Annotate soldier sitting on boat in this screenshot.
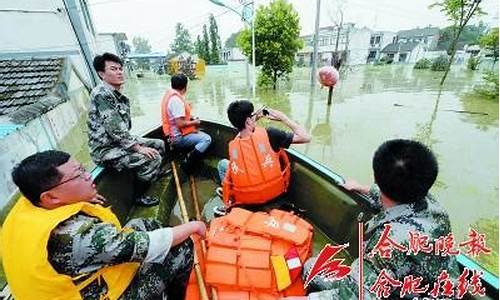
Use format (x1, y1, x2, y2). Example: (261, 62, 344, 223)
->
(88, 53, 167, 206)
(216, 100, 311, 214)
(2, 150, 206, 300)
(282, 139, 460, 300)
(161, 73, 212, 172)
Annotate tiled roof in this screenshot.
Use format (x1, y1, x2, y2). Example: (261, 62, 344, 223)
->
(397, 27, 439, 38)
(0, 58, 64, 116)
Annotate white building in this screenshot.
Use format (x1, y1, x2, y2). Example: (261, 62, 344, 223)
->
(367, 31, 396, 63)
(96, 32, 129, 56)
(297, 23, 373, 66)
(222, 47, 246, 61)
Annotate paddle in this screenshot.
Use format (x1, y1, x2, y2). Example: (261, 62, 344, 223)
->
(170, 161, 210, 300)
(189, 175, 219, 300)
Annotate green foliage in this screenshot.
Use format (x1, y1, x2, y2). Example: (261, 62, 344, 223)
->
(208, 14, 222, 64)
(170, 23, 194, 54)
(225, 31, 241, 48)
(202, 25, 210, 62)
(414, 58, 432, 69)
(132, 36, 151, 70)
(437, 23, 487, 53)
(467, 56, 481, 70)
(480, 27, 499, 63)
(132, 36, 152, 53)
(431, 55, 449, 71)
(238, 0, 303, 89)
(430, 0, 484, 85)
(374, 56, 393, 65)
(474, 70, 499, 100)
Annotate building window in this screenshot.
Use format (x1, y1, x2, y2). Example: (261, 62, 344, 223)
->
(375, 36, 381, 43)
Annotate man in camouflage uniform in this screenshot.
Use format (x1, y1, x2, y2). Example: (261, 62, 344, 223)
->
(283, 139, 459, 300)
(88, 53, 165, 186)
(5, 150, 205, 299)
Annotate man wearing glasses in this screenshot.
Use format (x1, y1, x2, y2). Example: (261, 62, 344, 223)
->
(215, 100, 311, 214)
(2, 150, 205, 300)
(87, 53, 166, 206)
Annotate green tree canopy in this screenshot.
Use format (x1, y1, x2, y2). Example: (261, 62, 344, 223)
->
(430, 0, 484, 85)
(170, 23, 194, 54)
(225, 31, 241, 48)
(238, 0, 303, 89)
(209, 14, 222, 64)
(437, 23, 487, 53)
(132, 36, 152, 54)
(480, 27, 499, 64)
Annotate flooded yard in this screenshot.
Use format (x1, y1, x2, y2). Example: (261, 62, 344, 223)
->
(64, 62, 498, 274)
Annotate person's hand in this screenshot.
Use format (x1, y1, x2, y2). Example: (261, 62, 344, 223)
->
(137, 146, 160, 159)
(190, 221, 206, 238)
(341, 179, 370, 194)
(88, 194, 106, 205)
(192, 118, 201, 127)
(266, 109, 288, 122)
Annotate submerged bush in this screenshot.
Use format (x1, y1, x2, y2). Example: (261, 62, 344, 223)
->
(414, 58, 431, 69)
(467, 56, 481, 70)
(431, 55, 449, 71)
(474, 70, 499, 100)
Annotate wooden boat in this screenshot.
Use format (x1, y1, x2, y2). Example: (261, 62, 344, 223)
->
(92, 120, 499, 300)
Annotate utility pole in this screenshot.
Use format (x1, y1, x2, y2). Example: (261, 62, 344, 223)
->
(310, 0, 321, 86)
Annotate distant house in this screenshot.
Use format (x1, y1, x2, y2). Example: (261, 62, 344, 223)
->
(222, 47, 246, 62)
(367, 31, 396, 63)
(297, 23, 373, 66)
(0, 0, 110, 87)
(96, 32, 129, 57)
(380, 26, 439, 63)
(0, 57, 90, 208)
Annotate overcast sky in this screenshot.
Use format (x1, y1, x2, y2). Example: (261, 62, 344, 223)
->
(87, 0, 499, 51)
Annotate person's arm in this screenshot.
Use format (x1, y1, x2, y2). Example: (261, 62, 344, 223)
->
(94, 93, 137, 150)
(342, 180, 382, 210)
(171, 221, 206, 246)
(169, 96, 200, 129)
(266, 109, 311, 144)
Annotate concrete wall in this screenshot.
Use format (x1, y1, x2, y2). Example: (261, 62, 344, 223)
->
(0, 0, 97, 85)
(96, 34, 119, 55)
(0, 68, 90, 210)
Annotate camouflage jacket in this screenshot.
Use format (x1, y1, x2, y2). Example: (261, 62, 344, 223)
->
(47, 214, 172, 299)
(87, 82, 138, 164)
(307, 185, 460, 300)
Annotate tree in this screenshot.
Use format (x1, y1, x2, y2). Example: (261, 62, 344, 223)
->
(202, 24, 210, 62)
(170, 23, 194, 55)
(225, 31, 241, 48)
(437, 23, 487, 53)
(132, 36, 152, 53)
(132, 36, 152, 70)
(430, 0, 484, 85)
(208, 14, 222, 64)
(238, 0, 303, 89)
(480, 27, 499, 66)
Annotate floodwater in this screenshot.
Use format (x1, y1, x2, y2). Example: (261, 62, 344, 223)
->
(63, 62, 499, 275)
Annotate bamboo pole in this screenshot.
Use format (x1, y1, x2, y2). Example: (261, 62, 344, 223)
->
(189, 175, 218, 300)
(171, 162, 209, 300)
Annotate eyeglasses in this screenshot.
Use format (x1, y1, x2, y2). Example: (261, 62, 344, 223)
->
(47, 165, 88, 190)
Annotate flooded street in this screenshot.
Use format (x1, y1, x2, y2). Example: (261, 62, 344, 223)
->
(62, 62, 498, 274)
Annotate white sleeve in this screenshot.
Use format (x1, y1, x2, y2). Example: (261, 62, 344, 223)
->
(144, 227, 173, 263)
(168, 96, 186, 119)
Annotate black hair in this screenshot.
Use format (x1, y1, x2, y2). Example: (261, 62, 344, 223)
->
(227, 100, 254, 131)
(93, 52, 123, 75)
(11, 150, 70, 205)
(372, 139, 438, 204)
(171, 73, 188, 90)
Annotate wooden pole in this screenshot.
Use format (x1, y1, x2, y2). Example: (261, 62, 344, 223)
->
(327, 86, 333, 105)
(171, 162, 210, 300)
(189, 175, 218, 300)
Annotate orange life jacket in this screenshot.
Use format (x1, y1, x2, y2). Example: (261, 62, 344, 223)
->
(223, 127, 291, 206)
(185, 208, 313, 300)
(161, 89, 196, 138)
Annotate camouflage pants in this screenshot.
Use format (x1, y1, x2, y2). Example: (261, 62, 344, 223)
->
(121, 218, 194, 300)
(111, 137, 166, 182)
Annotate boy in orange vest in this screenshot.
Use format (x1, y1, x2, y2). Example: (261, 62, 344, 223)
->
(161, 74, 212, 170)
(215, 100, 311, 214)
(2, 150, 206, 299)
